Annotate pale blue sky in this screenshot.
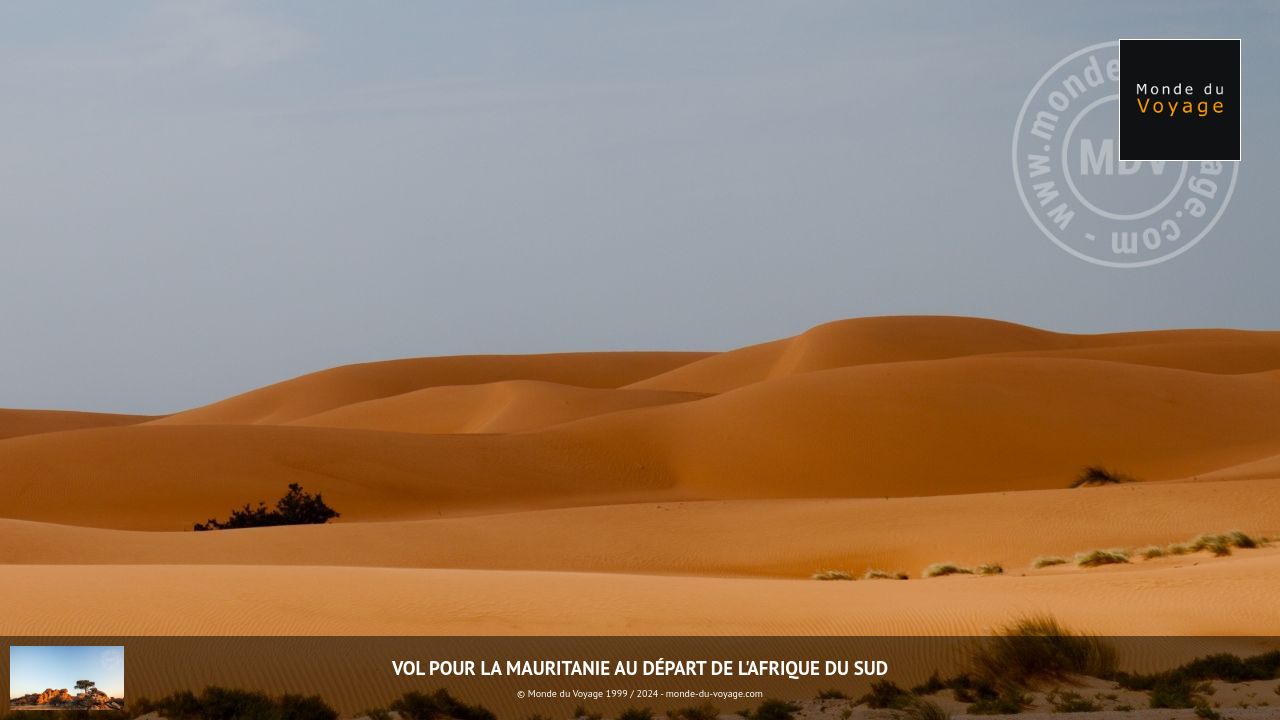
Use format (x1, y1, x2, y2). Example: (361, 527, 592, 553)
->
(10, 646, 125, 698)
(2, 1, 1277, 414)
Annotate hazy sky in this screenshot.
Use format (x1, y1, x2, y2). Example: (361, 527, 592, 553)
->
(2, 1, 1277, 414)
(10, 646, 125, 698)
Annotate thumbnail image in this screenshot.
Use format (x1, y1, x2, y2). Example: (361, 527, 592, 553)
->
(9, 646, 125, 712)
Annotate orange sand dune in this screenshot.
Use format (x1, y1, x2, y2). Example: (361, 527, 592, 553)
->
(2, 478, 1276, 578)
(290, 380, 705, 434)
(152, 351, 710, 426)
(0, 423, 672, 530)
(0, 409, 153, 441)
(4, 357, 1280, 530)
(5, 316, 1280, 639)
(2, 553, 1278, 636)
(618, 357, 1280, 499)
(629, 316, 1280, 393)
(992, 340, 1280, 375)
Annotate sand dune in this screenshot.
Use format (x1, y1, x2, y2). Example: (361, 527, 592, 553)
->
(290, 380, 705, 434)
(2, 553, 1278, 636)
(629, 316, 1280, 393)
(0, 423, 673, 530)
(3, 316, 1280, 638)
(635, 358, 1280, 498)
(2, 478, 1276, 578)
(152, 351, 710, 425)
(0, 408, 152, 441)
(4, 356, 1280, 530)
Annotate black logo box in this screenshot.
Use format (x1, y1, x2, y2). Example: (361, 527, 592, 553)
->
(1119, 38, 1241, 161)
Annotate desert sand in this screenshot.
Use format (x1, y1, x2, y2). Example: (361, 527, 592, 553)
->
(2, 316, 1279, 637)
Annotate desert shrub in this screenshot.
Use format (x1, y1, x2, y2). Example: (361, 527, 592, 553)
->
(278, 694, 339, 720)
(970, 615, 1117, 687)
(361, 709, 393, 720)
(966, 687, 1028, 715)
(392, 690, 495, 720)
(1046, 689, 1101, 712)
(857, 680, 912, 709)
(923, 562, 973, 578)
(1031, 555, 1068, 569)
(811, 569, 853, 581)
(666, 703, 717, 720)
(1139, 544, 1166, 560)
(815, 689, 848, 699)
(573, 705, 603, 720)
(181, 687, 278, 720)
(1195, 704, 1223, 719)
(1190, 534, 1233, 556)
(1071, 466, 1133, 488)
(1075, 548, 1130, 567)
(1148, 675, 1198, 709)
(911, 672, 946, 696)
(128, 686, 335, 720)
(1167, 542, 1193, 555)
(617, 707, 653, 720)
(750, 699, 801, 720)
(194, 483, 340, 531)
(1172, 651, 1280, 683)
(862, 568, 908, 580)
(975, 562, 1004, 576)
(903, 699, 952, 720)
(1227, 529, 1260, 548)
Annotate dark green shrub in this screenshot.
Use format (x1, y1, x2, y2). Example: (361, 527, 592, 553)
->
(392, 689, 496, 720)
(1071, 466, 1133, 487)
(751, 699, 801, 720)
(1149, 675, 1197, 709)
(815, 689, 848, 699)
(966, 687, 1028, 715)
(910, 671, 946, 696)
(279, 694, 338, 720)
(857, 680, 912, 709)
(904, 699, 952, 720)
(970, 615, 1117, 687)
(195, 483, 339, 531)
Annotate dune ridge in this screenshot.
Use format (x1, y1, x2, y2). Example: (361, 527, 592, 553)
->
(3, 316, 1279, 636)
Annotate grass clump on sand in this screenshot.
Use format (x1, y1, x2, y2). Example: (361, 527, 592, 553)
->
(862, 568, 909, 580)
(902, 699, 951, 720)
(394, 690, 497, 720)
(975, 562, 1004, 576)
(811, 569, 854, 581)
(970, 615, 1118, 687)
(856, 680, 912, 710)
(1046, 689, 1102, 712)
(815, 689, 848, 700)
(131, 687, 340, 720)
(1139, 544, 1166, 560)
(1075, 548, 1130, 568)
(1031, 555, 1068, 569)
(1070, 465, 1135, 488)
(617, 708, 653, 720)
(923, 562, 973, 578)
(1190, 534, 1233, 557)
(749, 699, 801, 720)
